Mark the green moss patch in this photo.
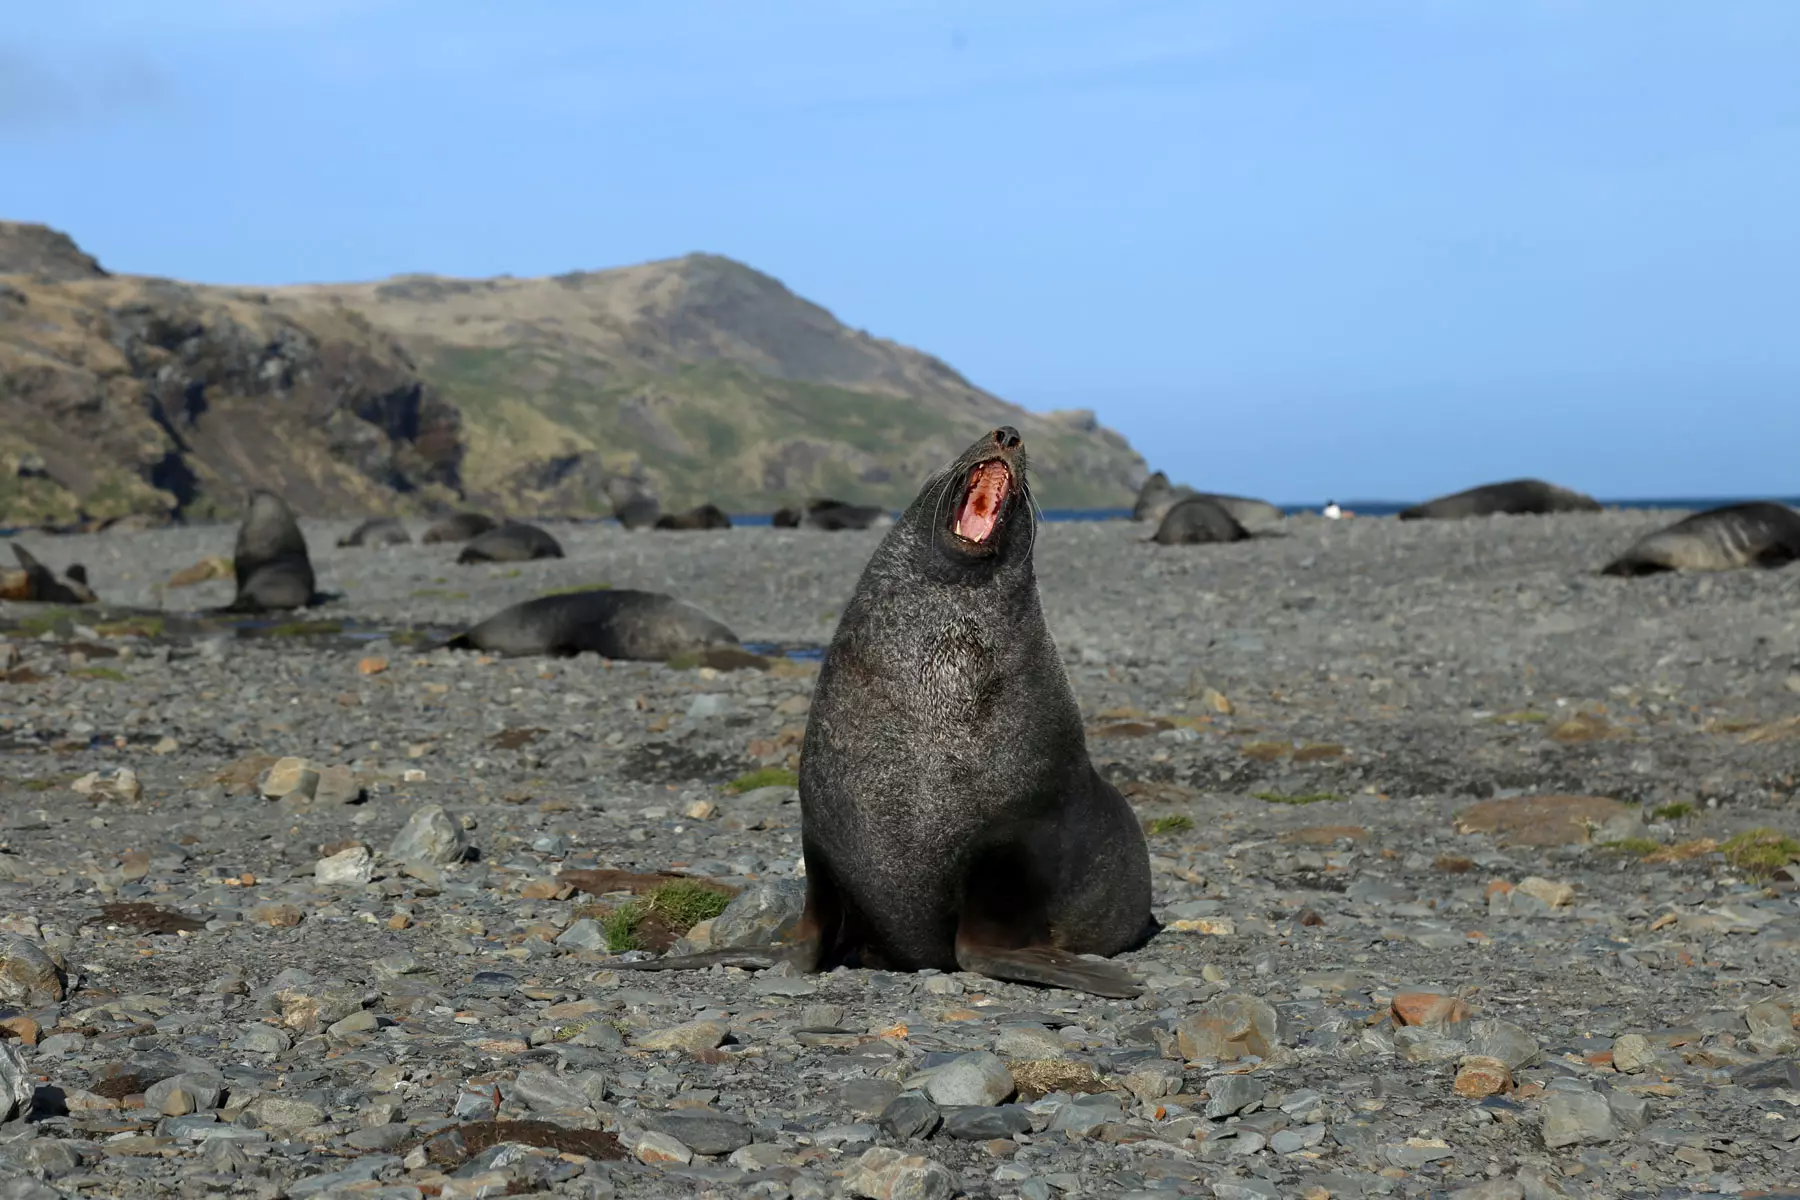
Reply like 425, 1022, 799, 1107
603, 879, 735, 953
724, 767, 798, 794
1721, 828, 1800, 880
1252, 791, 1343, 806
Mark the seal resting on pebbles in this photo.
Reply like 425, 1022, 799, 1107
655, 503, 732, 531
1150, 497, 1252, 545
1601, 502, 1800, 576
613, 494, 660, 531
2, 544, 96, 604
455, 521, 565, 564
1132, 472, 1284, 531
773, 498, 892, 531
442, 588, 739, 660
1399, 479, 1601, 520
337, 517, 411, 548
224, 490, 322, 612
616, 426, 1155, 997
421, 512, 498, 544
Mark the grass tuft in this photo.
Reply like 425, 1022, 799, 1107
602, 905, 644, 953
69, 666, 126, 682
601, 880, 733, 953
1144, 815, 1195, 836
1720, 828, 1800, 880
1651, 801, 1696, 822
1599, 837, 1662, 858
724, 767, 798, 794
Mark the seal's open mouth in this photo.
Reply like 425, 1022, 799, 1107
954, 460, 1012, 544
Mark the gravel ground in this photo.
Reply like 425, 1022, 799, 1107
2, 510, 1800, 1199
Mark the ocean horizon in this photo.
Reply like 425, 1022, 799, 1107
5, 495, 1796, 540
729, 494, 1800, 526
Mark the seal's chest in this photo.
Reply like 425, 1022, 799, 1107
911, 621, 994, 712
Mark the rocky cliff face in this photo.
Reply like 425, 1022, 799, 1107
1, 223, 463, 525
1, 223, 1148, 524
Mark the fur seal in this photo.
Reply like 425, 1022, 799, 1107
1151, 497, 1251, 545
225, 490, 321, 612
614, 494, 660, 531
1398, 479, 1601, 520
1601, 502, 1800, 576
421, 512, 499, 544
1132, 472, 1284, 531
455, 521, 565, 564
442, 588, 739, 660
774, 498, 892, 532
616, 426, 1155, 998
3, 544, 96, 603
655, 503, 733, 531
337, 517, 411, 548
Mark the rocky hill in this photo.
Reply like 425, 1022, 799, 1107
1, 222, 1146, 524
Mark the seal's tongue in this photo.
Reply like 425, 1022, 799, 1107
955, 461, 1011, 543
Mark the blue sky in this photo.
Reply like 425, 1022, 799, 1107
5, 1, 1798, 504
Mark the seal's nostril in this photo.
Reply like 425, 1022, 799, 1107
992, 426, 1021, 450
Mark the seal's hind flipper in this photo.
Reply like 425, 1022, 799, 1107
609, 949, 788, 973
956, 944, 1144, 999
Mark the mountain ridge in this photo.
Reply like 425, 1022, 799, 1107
0, 221, 1148, 524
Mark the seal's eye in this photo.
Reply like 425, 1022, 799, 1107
954, 461, 1012, 543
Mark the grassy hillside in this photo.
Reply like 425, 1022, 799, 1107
2, 223, 1147, 524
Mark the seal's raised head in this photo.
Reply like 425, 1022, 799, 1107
910, 426, 1032, 570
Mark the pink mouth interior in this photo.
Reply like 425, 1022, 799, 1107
955, 461, 1012, 543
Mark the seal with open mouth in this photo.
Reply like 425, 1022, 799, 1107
615, 426, 1156, 997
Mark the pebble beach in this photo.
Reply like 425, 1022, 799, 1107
2, 507, 1800, 1198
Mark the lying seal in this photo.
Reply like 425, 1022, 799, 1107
3, 544, 96, 603
337, 517, 411, 548
421, 512, 499, 544
455, 522, 565, 564
1131, 472, 1283, 531
1151, 497, 1251, 545
1399, 479, 1601, 520
655, 503, 732, 531
773, 498, 892, 531
614, 494, 660, 531
1601, 502, 1800, 576
442, 589, 739, 660
617, 426, 1155, 997
225, 490, 321, 612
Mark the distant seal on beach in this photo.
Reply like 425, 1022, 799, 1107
1132, 472, 1284, 531
616, 426, 1155, 998
337, 517, 411, 548
3, 544, 96, 604
773, 498, 893, 531
421, 512, 498, 544
1151, 497, 1252, 545
614, 495, 660, 531
1601, 502, 1800, 576
655, 503, 733, 531
442, 589, 739, 660
225, 490, 321, 612
1399, 479, 1601, 520
455, 521, 565, 564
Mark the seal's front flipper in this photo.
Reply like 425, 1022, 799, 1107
956, 944, 1144, 1000
609, 949, 787, 973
